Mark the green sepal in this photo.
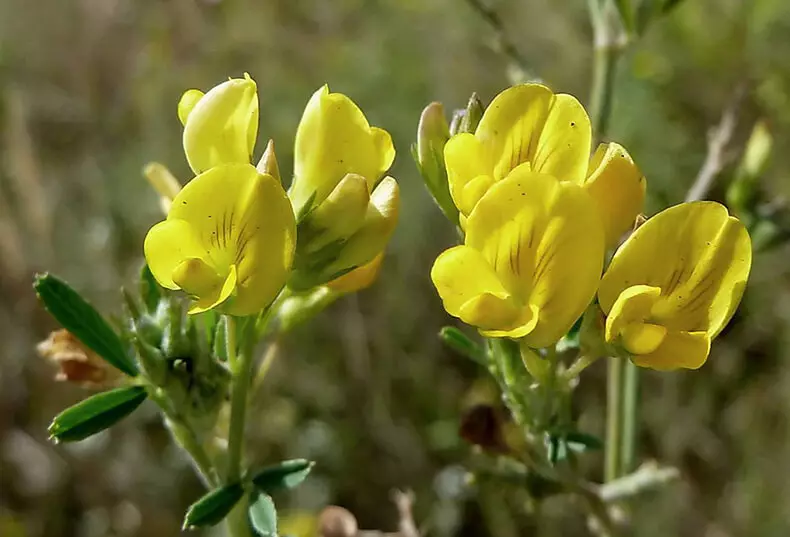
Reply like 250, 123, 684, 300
48, 385, 148, 442
251, 459, 314, 493
182, 482, 245, 530
248, 491, 277, 537
34, 273, 139, 377
139, 264, 162, 313
439, 326, 486, 366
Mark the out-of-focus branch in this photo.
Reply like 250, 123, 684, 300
598, 462, 680, 503
685, 87, 746, 202
463, 0, 531, 81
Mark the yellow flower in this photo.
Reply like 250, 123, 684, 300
288, 86, 398, 289
598, 201, 751, 370
583, 142, 646, 247
144, 163, 295, 316
180, 74, 259, 174
444, 84, 591, 226
431, 169, 605, 348
289, 85, 395, 216
325, 253, 384, 294
443, 84, 645, 245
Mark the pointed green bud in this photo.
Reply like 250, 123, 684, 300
132, 334, 168, 386
459, 93, 484, 134
414, 102, 457, 225
728, 120, 772, 219
256, 139, 281, 183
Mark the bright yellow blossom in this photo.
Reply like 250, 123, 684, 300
289, 85, 395, 216
598, 201, 751, 370
180, 74, 259, 174
443, 84, 645, 244
144, 163, 295, 316
288, 86, 399, 289
325, 253, 384, 294
431, 169, 605, 348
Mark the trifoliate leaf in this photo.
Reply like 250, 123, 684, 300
183, 482, 245, 529
35, 273, 139, 377
251, 459, 314, 493
248, 492, 277, 537
48, 385, 147, 442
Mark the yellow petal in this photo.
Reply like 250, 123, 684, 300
444, 133, 492, 215
188, 265, 238, 315
172, 257, 224, 298
599, 201, 751, 337
291, 85, 395, 214
465, 169, 605, 348
532, 94, 591, 183
303, 173, 370, 252
323, 176, 399, 277
459, 174, 497, 216
474, 85, 591, 183
631, 330, 710, 371
168, 163, 296, 316
431, 245, 513, 317
326, 253, 384, 294
182, 75, 259, 173
620, 323, 667, 355
475, 84, 554, 181
178, 89, 205, 125
584, 143, 646, 247
604, 284, 662, 343
143, 219, 207, 290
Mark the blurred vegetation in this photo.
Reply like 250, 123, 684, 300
2, 0, 790, 536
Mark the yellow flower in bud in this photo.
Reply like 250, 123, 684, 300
598, 202, 751, 370
144, 162, 182, 214
144, 163, 295, 316
326, 253, 384, 294
583, 142, 646, 247
431, 169, 604, 347
289, 85, 395, 216
444, 84, 591, 226
290, 175, 399, 289
256, 139, 281, 183
181, 74, 259, 174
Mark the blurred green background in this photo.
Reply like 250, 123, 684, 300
2, 0, 790, 535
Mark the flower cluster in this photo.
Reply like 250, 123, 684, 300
428, 84, 752, 371
144, 75, 399, 317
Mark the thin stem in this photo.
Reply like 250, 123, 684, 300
605, 358, 625, 482
225, 315, 248, 483
225, 314, 252, 537
620, 360, 639, 474
166, 417, 219, 487
561, 354, 600, 382
589, 44, 621, 140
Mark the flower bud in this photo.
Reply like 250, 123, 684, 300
144, 162, 182, 214
415, 102, 458, 225
728, 120, 772, 219
325, 253, 384, 294
459, 93, 484, 134
256, 139, 281, 184
182, 74, 259, 174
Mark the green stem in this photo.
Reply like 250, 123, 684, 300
167, 417, 219, 487
605, 358, 625, 482
225, 315, 252, 537
621, 360, 639, 473
589, 43, 620, 140
225, 315, 248, 483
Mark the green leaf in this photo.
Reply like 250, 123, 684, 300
248, 492, 277, 537
251, 459, 314, 493
139, 264, 162, 313
48, 385, 148, 442
439, 326, 486, 366
34, 273, 139, 377
183, 482, 245, 530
